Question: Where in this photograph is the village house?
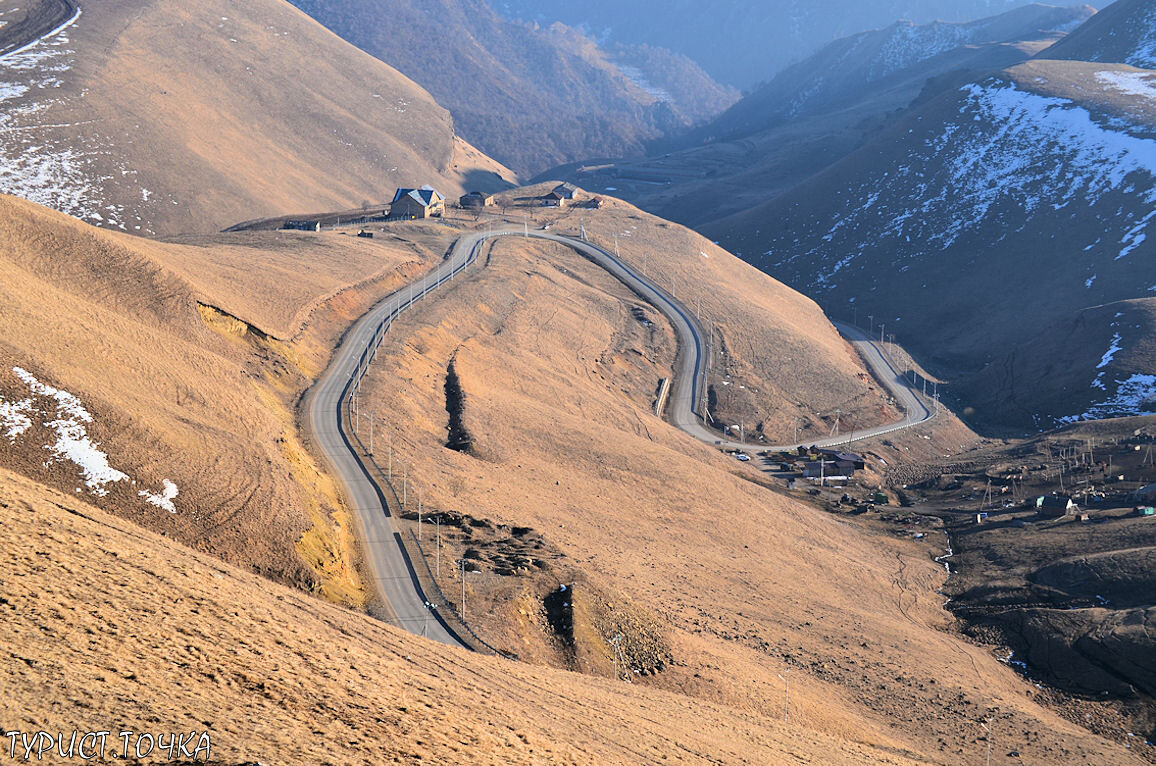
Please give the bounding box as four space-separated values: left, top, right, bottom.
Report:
390 187 445 219
1035 494 1077 517
459 191 495 208
816 449 866 471
553 182 578 200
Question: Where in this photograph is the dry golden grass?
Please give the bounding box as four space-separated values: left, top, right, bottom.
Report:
489 183 903 443
352 197 1144 763
0 190 1137 763
0 194 459 605
0 0 514 237
1 465 935 765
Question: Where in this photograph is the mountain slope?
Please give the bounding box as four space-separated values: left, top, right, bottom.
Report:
2 464 940 765
0 192 467 600
701 55 1156 429
0 0 513 237
1040 0 1156 66
286 0 736 177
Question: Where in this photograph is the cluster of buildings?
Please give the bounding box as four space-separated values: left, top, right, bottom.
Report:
280 182 598 232
777 448 867 484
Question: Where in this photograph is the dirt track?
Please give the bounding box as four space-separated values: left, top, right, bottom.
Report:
0 0 76 57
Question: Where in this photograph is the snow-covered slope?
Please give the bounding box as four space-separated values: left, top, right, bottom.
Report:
703 57 1156 429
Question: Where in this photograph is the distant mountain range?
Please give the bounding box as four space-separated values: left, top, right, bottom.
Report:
287 0 737 176
492 0 1109 88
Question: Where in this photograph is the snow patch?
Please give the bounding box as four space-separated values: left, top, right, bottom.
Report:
0 398 33 441
3 367 179 509
1095 70 1156 104
1060 374 1156 423
140 479 179 513
1097 332 1123 369
12 366 128 495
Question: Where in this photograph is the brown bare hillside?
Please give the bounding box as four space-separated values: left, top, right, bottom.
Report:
0 465 934 764
0 0 513 237
0 193 461 605
346 194 1140 763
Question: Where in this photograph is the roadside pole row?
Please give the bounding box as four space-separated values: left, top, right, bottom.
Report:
340 233 517 655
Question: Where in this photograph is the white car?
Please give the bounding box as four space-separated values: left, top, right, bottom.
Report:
736 454 751 462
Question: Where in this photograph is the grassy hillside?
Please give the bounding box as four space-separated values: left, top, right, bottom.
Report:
0 0 513 237
1 464 941 765
0 192 467 603
0 187 1146 761
286 0 737 176
331 187 1142 763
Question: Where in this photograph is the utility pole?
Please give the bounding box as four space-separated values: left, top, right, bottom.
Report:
418 485 423 540
880 322 885 345
612 634 622 681
778 670 790 722
460 559 467 621
868 315 874 334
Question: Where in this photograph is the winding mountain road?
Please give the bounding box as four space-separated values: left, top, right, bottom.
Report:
305 227 935 645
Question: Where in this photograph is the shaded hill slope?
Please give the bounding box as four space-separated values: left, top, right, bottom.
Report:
701 56 1156 429
0 0 513 237
1040 0 1156 66
960 299 1156 428
286 0 736 177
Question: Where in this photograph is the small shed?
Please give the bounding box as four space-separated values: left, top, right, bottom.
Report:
459 191 495 208
390 187 445 219
1036 494 1076 517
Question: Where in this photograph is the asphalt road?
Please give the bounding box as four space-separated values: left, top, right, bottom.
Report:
306 228 935 645
0 0 78 58
303 232 488 649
